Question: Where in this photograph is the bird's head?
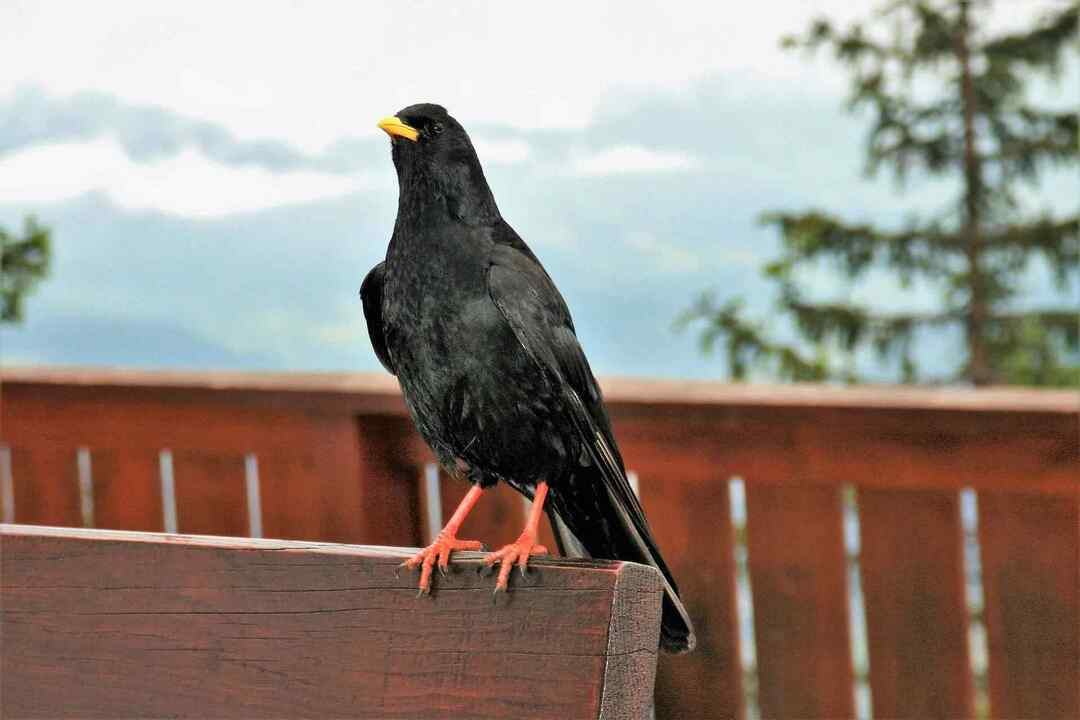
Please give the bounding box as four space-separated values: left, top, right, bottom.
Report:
378 103 499 223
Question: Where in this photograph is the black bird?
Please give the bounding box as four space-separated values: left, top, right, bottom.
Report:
361 103 695 653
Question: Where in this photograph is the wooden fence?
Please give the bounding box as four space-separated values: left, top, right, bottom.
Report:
2 366 1077 719
2 524 660 719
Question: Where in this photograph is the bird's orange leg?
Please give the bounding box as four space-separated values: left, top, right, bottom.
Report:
484 481 549 592
403 484 485 595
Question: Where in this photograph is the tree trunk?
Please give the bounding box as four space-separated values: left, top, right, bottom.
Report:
956 0 993 386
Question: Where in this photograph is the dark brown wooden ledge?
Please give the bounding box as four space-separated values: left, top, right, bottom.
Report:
0 524 662 719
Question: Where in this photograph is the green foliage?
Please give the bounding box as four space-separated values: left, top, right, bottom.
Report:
1 217 53 323
685 0 1079 386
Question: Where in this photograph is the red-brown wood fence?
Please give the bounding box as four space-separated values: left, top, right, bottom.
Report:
2 366 1077 719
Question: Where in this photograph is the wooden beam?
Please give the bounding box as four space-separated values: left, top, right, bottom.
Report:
0 524 663 720
3 364 1077 414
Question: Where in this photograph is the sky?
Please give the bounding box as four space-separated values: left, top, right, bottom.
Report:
1 1 1076 380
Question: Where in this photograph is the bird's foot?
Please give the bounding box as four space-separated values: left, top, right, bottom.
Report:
401 533 484 596
483 532 548 593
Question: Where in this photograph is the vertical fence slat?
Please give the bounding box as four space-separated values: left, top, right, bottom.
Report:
746 483 853 720
90 450 163 531
635 459 742 720
351 416 424 547
170 450 248 536
859 488 971 718
979 490 1079 720
256 454 322 541
6 447 82 527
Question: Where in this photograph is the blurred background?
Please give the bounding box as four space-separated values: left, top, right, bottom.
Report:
3 0 1075 385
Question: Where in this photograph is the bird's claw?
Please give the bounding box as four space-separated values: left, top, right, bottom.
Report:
399 534 484 595
481 535 547 594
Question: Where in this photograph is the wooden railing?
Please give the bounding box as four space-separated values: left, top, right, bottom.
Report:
1 524 660 719
2 366 1077 719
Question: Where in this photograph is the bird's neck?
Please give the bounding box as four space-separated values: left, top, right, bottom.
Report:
395 161 501 227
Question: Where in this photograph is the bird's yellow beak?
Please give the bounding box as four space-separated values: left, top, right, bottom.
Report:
377 116 419 142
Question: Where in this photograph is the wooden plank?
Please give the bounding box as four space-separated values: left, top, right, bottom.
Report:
89 449 163 531
171 450 248 536
600 560 663 718
859 488 971 718
256 452 325 541
352 415 426 548
979 490 1079 720
7 446 81 527
6 365 1077 414
629 456 742 720
0 524 663 720
745 483 853 720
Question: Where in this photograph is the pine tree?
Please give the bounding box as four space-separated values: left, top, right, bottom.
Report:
683 0 1078 386
1 217 52 323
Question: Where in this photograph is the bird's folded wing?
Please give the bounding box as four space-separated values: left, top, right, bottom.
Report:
484 237 652 534
486 231 695 650
360 262 396 374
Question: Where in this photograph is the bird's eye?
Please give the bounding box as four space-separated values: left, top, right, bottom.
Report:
430 122 444 136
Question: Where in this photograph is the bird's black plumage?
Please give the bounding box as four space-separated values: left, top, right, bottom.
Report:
361 103 695 653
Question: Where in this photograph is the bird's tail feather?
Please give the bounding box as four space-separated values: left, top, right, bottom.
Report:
548 510 590 559
597 477 696 653
558 391 697 654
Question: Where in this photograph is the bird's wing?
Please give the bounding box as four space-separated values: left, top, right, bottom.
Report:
360 262 396 374
485 230 653 551
486 227 695 652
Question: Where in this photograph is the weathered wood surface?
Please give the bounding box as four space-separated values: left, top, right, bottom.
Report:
0 524 662 720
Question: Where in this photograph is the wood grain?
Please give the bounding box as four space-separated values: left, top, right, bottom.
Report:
599 562 663 720
978 490 1079 720
859 488 971 718
0 524 662 720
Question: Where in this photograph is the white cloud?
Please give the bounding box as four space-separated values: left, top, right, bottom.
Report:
1 1 1063 154
571 145 699 177
0 137 375 217
471 137 531 166
0 1 873 153
622 231 700 273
